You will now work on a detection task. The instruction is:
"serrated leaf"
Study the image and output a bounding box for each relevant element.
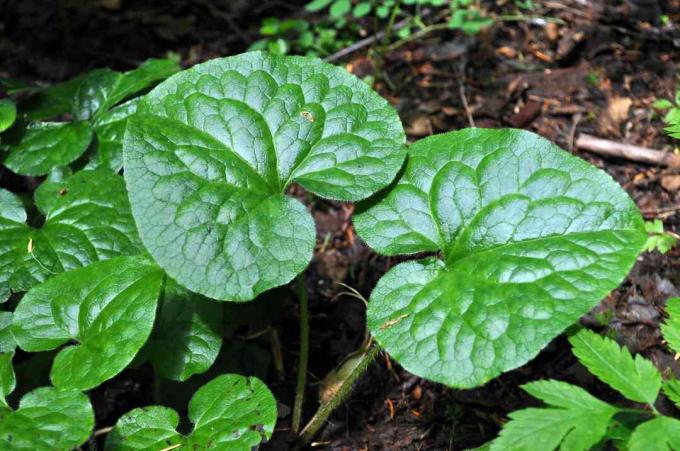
[569,329,661,405]
[105,374,277,450]
[628,416,680,451]
[355,129,646,387]
[4,121,93,175]
[72,59,180,121]
[88,98,140,172]
[12,256,163,390]
[490,380,618,451]
[148,280,223,381]
[0,386,94,449]
[663,378,680,409]
[662,297,680,354]
[0,170,143,301]
[0,99,16,132]
[0,352,14,407]
[124,52,405,301]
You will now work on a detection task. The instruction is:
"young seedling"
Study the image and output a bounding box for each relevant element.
[3,57,180,175]
[354,128,647,388]
[488,297,680,451]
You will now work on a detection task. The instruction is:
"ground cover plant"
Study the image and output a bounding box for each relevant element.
[1,2,680,449]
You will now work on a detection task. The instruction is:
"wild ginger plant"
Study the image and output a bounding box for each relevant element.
[0,51,653,449]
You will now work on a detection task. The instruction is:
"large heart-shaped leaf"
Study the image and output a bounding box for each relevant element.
[12,256,163,390]
[0,386,94,449]
[4,121,93,176]
[105,374,277,450]
[147,279,224,381]
[0,170,143,302]
[354,129,646,387]
[124,51,406,301]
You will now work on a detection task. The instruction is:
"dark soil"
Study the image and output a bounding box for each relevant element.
[2,0,680,449]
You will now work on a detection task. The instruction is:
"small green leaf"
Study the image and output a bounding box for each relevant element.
[148,280,223,381]
[0,386,94,449]
[88,98,140,172]
[0,99,16,132]
[21,75,88,121]
[662,297,680,354]
[628,416,680,451]
[72,68,121,120]
[105,374,277,450]
[330,0,351,17]
[124,52,405,301]
[0,352,14,408]
[490,379,618,451]
[353,2,372,17]
[12,256,163,390]
[653,99,674,110]
[356,129,646,387]
[663,378,680,409]
[306,0,334,11]
[0,170,143,301]
[4,121,93,176]
[569,329,661,405]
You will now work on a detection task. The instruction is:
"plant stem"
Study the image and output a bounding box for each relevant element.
[292,274,310,433]
[299,345,381,443]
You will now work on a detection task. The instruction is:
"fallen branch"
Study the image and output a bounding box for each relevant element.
[576,134,680,167]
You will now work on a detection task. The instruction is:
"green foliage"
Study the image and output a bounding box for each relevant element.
[355,128,646,387]
[490,329,680,450]
[654,80,680,139]
[105,374,277,450]
[0,99,16,133]
[644,219,678,253]
[662,297,680,354]
[124,52,405,301]
[12,256,163,390]
[1,57,180,174]
[0,386,94,450]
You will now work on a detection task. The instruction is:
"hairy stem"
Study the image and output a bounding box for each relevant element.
[299,345,381,443]
[292,274,310,433]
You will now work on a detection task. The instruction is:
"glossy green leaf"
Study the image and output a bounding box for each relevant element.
[662,297,680,354]
[0,386,94,449]
[490,380,618,451]
[0,99,16,132]
[124,52,405,301]
[148,280,223,381]
[663,378,680,410]
[0,352,14,408]
[12,256,163,390]
[0,312,14,353]
[0,170,142,301]
[628,416,680,451]
[88,98,140,172]
[569,329,661,405]
[355,129,646,387]
[4,121,93,176]
[105,374,277,450]
[72,59,180,121]
[21,76,87,121]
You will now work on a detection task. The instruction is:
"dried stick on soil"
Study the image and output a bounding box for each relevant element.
[576,134,680,167]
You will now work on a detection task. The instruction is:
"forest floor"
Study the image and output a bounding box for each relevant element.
[2,0,680,449]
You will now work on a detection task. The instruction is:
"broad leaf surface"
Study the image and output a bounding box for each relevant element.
[105,374,277,450]
[628,416,680,451]
[569,329,661,405]
[148,280,223,381]
[0,99,16,132]
[0,170,142,301]
[662,297,680,354]
[88,98,140,172]
[124,52,405,300]
[12,256,163,390]
[21,76,87,121]
[355,129,646,387]
[0,312,14,353]
[0,386,94,449]
[0,352,14,408]
[4,121,93,176]
[490,380,618,451]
